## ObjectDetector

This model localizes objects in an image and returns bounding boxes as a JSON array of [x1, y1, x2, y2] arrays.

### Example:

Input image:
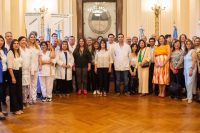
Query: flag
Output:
[[173, 25, 178, 39], [139, 26, 144, 39]]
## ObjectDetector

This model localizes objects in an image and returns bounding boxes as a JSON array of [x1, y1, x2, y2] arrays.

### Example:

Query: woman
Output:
[[183, 39, 197, 104], [129, 44, 138, 94], [97, 36, 103, 44], [18, 36, 31, 108], [0, 35, 7, 120], [194, 37, 200, 96], [95, 40, 112, 96], [7, 39, 23, 115], [56, 41, 74, 96], [28, 33, 40, 104], [179, 34, 187, 51], [73, 38, 91, 95], [136, 40, 151, 96], [170, 40, 184, 98], [39, 41, 55, 102], [153, 35, 170, 97], [91, 41, 100, 95]]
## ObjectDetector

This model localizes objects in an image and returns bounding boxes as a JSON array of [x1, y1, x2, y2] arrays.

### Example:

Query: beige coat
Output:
[[136, 47, 151, 94]]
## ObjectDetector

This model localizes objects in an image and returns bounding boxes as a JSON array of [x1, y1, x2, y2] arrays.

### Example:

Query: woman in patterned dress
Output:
[[153, 35, 171, 97]]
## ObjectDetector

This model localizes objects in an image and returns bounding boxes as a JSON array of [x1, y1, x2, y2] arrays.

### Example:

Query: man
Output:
[[126, 36, 132, 46], [5, 32, 13, 50], [68, 36, 77, 92], [165, 34, 172, 47], [86, 37, 93, 92], [112, 33, 131, 96], [68, 36, 77, 53], [107, 33, 116, 93], [39, 35, 45, 42], [131, 36, 138, 44], [64, 36, 69, 42], [86, 37, 93, 53], [148, 37, 156, 94], [51, 33, 60, 51]]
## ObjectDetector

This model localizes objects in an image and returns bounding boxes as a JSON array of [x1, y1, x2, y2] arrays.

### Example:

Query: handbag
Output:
[[141, 48, 150, 68], [168, 75, 182, 98], [142, 62, 150, 68]]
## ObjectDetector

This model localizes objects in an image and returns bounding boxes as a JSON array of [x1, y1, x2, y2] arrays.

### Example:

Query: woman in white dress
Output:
[[28, 33, 40, 104], [18, 36, 31, 108], [55, 41, 74, 96]]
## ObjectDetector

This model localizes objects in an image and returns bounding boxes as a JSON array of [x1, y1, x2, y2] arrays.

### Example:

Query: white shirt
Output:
[[149, 46, 155, 63], [69, 44, 77, 53], [20, 48, 31, 85], [5, 42, 10, 50], [0, 50, 7, 71], [113, 43, 131, 71], [39, 51, 51, 77], [95, 50, 113, 68], [29, 47, 40, 75], [7, 51, 23, 70], [107, 41, 116, 54], [129, 54, 137, 68]]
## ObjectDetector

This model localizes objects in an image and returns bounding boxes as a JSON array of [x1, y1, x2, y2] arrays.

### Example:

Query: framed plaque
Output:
[[77, 0, 122, 39]]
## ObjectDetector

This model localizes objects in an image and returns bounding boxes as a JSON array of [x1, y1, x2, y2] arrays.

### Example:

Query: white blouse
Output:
[[39, 51, 51, 77], [30, 47, 40, 74], [20, 48, 31, 85], [129, 54, 137, 68], [95, 50, 113, 68], [0, 50, 7, 71], [7, 51, 23, 70]]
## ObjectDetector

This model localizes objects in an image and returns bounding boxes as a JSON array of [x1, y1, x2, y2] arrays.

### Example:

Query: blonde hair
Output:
[[28, 33, 40, 49]]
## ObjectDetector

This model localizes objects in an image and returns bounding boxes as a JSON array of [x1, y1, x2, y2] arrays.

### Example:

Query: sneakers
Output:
[[96, 90, 101, 95], [93, 90, 101, 95], [103, 92, 107, 97], [14, 111, 21, 115], [46, 98, 52, 102], [0, 113, 6, 120], [42, 97, 47, 102], [19, 110, 24, 114], [93, 90, 97, 95], [125, 92, 130, 96], [83, 89, 87, 95], [182, 98, 188, 101], [115, 92, 121, 96]]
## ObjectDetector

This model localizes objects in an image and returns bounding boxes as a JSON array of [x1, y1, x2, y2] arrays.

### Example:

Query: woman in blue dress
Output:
[[183, 39, 197, 104]]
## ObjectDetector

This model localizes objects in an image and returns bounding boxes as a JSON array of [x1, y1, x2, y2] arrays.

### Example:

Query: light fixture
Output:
[[151, 0, 166, 36]]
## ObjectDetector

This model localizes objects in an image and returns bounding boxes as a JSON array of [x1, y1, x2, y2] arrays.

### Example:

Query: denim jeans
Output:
[[115, 70, 129, 93]]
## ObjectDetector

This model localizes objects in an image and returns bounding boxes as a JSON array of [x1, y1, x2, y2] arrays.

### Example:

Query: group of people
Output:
[[0, 31, 200, 121]]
